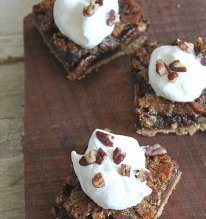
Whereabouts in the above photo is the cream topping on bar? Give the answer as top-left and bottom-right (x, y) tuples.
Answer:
(149, 45), (206, 102)
(71, 129), (152, 210)
(53, 0), (119, 49)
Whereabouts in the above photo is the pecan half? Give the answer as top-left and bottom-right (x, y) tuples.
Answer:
(156, 59), (168, 76)
(145, 144), (167, 157)
(169, 60), (187, 72)
(92, 173), (105, 188)
(135, 169), (152, 182)
(168, 71), (178, 82)
(96, 131), (113, 147)
(173, 38), (194, 53)
(119, 164), (131, 177)
(83, 3), (95, 17)
(79, 150), (97, 166)
(96, 148), (107, 165)
(113, 147), (126, 164)
(107, 10), (120, 26)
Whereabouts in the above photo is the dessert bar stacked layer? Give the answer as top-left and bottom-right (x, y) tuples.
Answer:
(133, 42), (206, 136)
(53, 149), (181, 219)
(33, 0), (148, 80)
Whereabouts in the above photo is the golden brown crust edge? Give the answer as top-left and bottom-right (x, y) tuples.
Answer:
(154, 172), (182, 219)
(52, 152), (181, 219)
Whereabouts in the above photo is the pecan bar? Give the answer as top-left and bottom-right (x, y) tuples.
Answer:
(32, 0), (148, 80)
(133, 40), (206, 136)
(52, 145), (181, 219)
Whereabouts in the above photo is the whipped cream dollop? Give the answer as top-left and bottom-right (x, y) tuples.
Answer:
(53, 0), (119, 49)
(71, 129), (152, 210)
(149, 45), (206, 102)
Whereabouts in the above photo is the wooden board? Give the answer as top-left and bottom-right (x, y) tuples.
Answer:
(24, 1), (206, 218)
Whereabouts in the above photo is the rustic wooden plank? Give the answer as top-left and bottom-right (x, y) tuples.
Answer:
(0, 1), (40, 218)
(0, 63), (24, 118)
(0, 155), (24, 219)
(0, 118), (24, 158)
(24, 1), (206, 219)
(0, 0), (39, 60)
(0, 63), (24, 219)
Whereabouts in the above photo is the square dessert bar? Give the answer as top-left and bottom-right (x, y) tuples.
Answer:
(52, 144), (181, 219)
(33, 0), (148, 80)
(133, 40), (206, 136)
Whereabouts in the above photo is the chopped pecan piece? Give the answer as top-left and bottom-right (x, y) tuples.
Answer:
(79, 150), (97, 166)
(96, 131), (113, 147)
(113, 147), (126, 164)
(197, 53), (206, 66)
(107, 10), (120, 26)
(135, 169), (152, 182)
(168, 71), (178, 82)
(194, 37), (206, 55)
(145, 144), (167, 157)
(119, 164), (131, 177)
(92, 173), (105, 188)
(158, 164), (173, 179)
(96, 148), (107, 165)
(95, 0), (103, 6)
(83, 3), (96, 17)
(156, 59), (168, 76)
(173, 38), (194, 53)
(190, 93), (206, 115)
(169, 60), (187, 72)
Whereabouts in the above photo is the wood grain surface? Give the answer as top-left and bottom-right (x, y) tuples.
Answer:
(24, 1), (206, 219)
(0, 1), (40, 218)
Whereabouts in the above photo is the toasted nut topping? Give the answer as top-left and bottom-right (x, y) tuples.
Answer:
(83, 3), (96, 17)
(158, 164), (173, 178)
(96, 131), (113, 147)
(113, 147), (126, 164)
(104, 128), (111, 132)
(190, 98), (206, 114)
(79, 156), (89, 166)
(173, 38), (194, 53)
(95, 0), (103, 6)
(79, 150), (97, 166)
(197, 53), (206, 66)
(156, 59), (168, 75)
(92, 173), (105, 188)
(168, 71), (178, 82)
(107, 9), (120, 26)
(96, 148), (107, 165)
(119, 164), (131, 177)
(145, 144), (167, 157)
(194, 37), (206, 66)
(135, 169), (152, 182)
(194, 37), (206, 55)
(169, 60), (187, 72)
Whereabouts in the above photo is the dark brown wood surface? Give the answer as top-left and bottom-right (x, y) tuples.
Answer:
(24, 1), (206, 218)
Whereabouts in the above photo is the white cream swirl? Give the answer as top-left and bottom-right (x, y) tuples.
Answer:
(53, 0), (119, 49)
(149, 45), (206, 102)
(71, 129), (152, 210)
